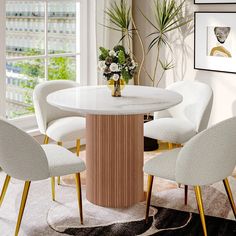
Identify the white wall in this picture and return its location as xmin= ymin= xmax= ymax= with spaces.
xmin=133 ymin=0 xmax=236 ymax=126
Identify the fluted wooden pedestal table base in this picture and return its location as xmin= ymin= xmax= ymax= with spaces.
xmin=47 ymin=86 xmax=183 ymax=207
xmin=86 ymin=114 xmax=144 ymax=208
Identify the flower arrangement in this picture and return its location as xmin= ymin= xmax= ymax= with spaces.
xmin=98 ymin=45 xmax=137 ymax=84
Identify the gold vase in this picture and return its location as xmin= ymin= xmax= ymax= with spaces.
xmin=107 ymin=78 xmax=125 ymax=97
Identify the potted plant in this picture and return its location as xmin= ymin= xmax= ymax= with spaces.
xmin=102 ymin=0 xmax=191 ymax=150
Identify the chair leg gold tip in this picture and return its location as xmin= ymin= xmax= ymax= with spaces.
xmin=57 ymin=177 xmax=61 ymax=185
xmin=76 ymin=139 xmax=80 ymax=156
xmin=168 ymin=143 xmax=173 ymax=150
xmin=194 ymin=186 xmax=207 ymax=236
xmin=145 ymin=175 xmax=154 ymax=224
xmin=57 ymin=142 xmax=62 ymax=185
xmin=51 ymin=177 xmax=55 ymax=201
xmin=0 ymin=175 xmax=11 ymax=207
xmin=15 ymin=181 xmax=31 ymax=236
xmin=75 ymin=173 xmax=83 ymax=225
xmin=223 ymin=178 xmax=236 ymax=219
xmin=43 ymin=135 xmax=49 ymax=144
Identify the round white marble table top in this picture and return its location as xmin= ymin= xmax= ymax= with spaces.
xmin=47 ymin=85 xmax=183 ymax=115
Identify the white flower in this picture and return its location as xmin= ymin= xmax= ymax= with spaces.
xmin=98 ymin=61 xmax=106 ymax=70
xmin=99 ymin=61 xmax=106 ymax=68
xmin=110 ymin=63 xmax=119 ymax=72
xmin=113 ymin=74 xmax=120 ymax=81
xmin=109 ymin=50 xmax=116 ymax=57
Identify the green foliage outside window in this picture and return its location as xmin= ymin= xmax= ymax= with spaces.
xmin=11 ymin=49 xmax=76 ymax=118
xmin=48 ymin=57 xmax=76 ymax=81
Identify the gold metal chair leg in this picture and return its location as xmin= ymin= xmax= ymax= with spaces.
xmin=57 ymin=142 xmax=62 ymax=185
xmin=75 ymin=173 xmax=83 ymax=224
xmin=15 ymin=181 xmax=31 ymax=236
xmin=43 ymin=135 xmax=49 ymax=144
xmin=168 ymin=143 xmax=173 ymax=150
xmin=51 ymin=177 xmax=55 ymax=201
xmin=223 ymin=178 xmax=236 ymax=218
xmin=0 ymin=175 xmax=11 ymax=207
xmin=194 ymin=186 xmax=207 ymax=236
xmin=145 ymin=175 xmax=154 ymax=223
xmin=57 ymin=177 xmax=61 ymax=185
xmin=44 ymin=136 xmax=56 ymax=201
xmin=76 ymin=139 xmax=80 ymax=156
xmin=184 ymin=185 xmax=188 ymax=205
xmin=57 ymin=141 xmax=62 ymax=146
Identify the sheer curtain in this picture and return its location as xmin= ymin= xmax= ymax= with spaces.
xmin=85 ymin=0 xmax=97 ymax=85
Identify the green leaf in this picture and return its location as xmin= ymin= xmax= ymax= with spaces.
xmin=141 ymin=0 xmax=191 ymax=52
xmin=114 ymin=45 xmax=126 ymax=53
xmin=160 ymin=59 xmax=175 ymax=71
xmin=118 ymin=50 xmax=126 ymax=64
xmin=99 ymin=47 xmax=109 ymax=60
xmin=105 ymin=0 xmax=131 ymax=30
xmin=103 ymin=0 xmax=132 ymax=44
xmin=121 ymin=68 xmax=131 ymax=84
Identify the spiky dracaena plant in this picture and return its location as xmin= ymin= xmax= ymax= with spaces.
xmin=141 ymin=0 xmax=191 ymax=87
xmin=104 ymin=0 xmax=145 ymax=85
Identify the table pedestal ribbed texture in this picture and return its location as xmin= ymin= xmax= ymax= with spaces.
xmin=86 ymin=114 xmax=144 ymax=208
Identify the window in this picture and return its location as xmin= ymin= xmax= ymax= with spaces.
xmin=1 ymin=0 xmax=87 ymax=124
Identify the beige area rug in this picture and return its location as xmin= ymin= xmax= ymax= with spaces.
xmin=48 ymin=196 xmax=157 ymax=232
xmin=0 ymin=149 xmax=236 ymax=236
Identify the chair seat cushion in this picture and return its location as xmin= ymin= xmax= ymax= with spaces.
xmin=46 ymin=117 xmax=86 ymax=142
xmin=144 ymin=118 xmax=196 ymax=144
xmin=143 ymin=148 xmax=181 ymax=181
xmin=42 ymin=144 xmax=86 ymax=177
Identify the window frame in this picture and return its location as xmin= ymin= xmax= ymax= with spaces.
xmin=1 ymin=0 xmax=88 ymax=131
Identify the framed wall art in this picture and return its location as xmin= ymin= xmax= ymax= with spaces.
xmin=195 ymin=0 xmax=236 ymax=4
xmin=194 ymin=12 xmax=236 ymax=74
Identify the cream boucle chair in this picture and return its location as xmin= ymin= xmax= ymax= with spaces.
xmin=33 ymin=80 xmax=86 ymax=185
xmin=144 ymin=81 xmax=213 ymax=204
xmin=144 ymin=117 xmax=236 ymax=236
xmin=0 ymin=119 xmax=86 ymax=236
xmin=33 ymin=80 xmax=86 ymax=154
xmin=144 ymin=81 xmax=213 ymax=147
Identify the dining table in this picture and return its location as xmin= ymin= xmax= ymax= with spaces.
xmin=47 ymin=85 xmax=182 ymax=208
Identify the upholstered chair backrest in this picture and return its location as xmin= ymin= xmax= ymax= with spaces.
xmin=33 ymin=80 xmax=78 ymax=134
xmin=176 ymin=117 xmax=236 ymax=186
xmin=0 ymin=119 xmax=50 ymax=181
xmin=167 ymin=81 xmax=212 ymax=132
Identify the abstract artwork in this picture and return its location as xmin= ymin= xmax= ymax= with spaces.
xmin=207 ymin=26 xmax=232 ymax=58
xmin=194 ymin=12 xmax=236 ymax=74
